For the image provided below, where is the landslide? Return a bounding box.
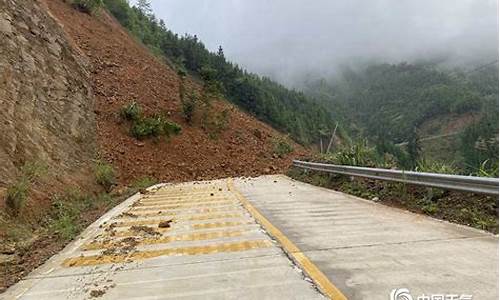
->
[42,0,307,185]
[1,0,308,292]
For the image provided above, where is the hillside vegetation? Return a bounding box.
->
[102,0,334,144]
[1,0,314,291]
[303,62,499,175]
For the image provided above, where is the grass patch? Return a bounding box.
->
[120,101,141,121]
[119,102,181,140]
[72,0,103,14]
[202,109,230,140]
[415,158,459,174]
[272,136,294,158]
[180,85,198,124]
[130,177,158,190]
[95,161,116,192]
[48,190,113,241]
[5,161,47,216]
[5,179,30,216]
[131,116,181,140]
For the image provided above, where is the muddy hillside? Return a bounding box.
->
[42,0,307,185]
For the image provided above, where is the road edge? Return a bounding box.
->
[227,178,347,300]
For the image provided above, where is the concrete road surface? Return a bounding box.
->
[3,175,498,300]
[235,176,499,300]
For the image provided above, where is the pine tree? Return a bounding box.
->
[217,45,224,58]
[136,0,153,18]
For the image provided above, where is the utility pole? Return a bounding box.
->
[326,122,339,153]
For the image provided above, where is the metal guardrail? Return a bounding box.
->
[293,160,499,195]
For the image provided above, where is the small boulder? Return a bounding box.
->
[158,220,173,228]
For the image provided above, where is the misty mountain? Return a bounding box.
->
[146,0,499,86]
[302,62,499,171]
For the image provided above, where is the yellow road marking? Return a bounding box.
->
[83,230,247,250]
[135,197,230,206]
[143,190,221,198]
[130,200,237,212]
[64,240,273,267]
[111,220,254,237]
[139,194,226,202]
[227,178,347,300]
[113,213,244,227]
[192,221,252,230]
[131,206,241,217]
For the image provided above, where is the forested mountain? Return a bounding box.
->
[102,0,333,144]
[92,0,499,175]
[303,62,499,174]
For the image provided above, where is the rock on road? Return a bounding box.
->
[3,175,498,300]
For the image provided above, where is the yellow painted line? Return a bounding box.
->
[63,240,273,267]
[131,206,242,217]
[135,197,230,206]
[227,178,347,300]
[83,230,247,250]
[130,200,237,212]
[111,220,254,237]
[192,221,252,230]
[144,190,220,197]
[139,194,226,202]
[112,213,244,227]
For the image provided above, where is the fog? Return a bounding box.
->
[144,0,498,86]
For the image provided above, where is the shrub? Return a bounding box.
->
[421,202,439,215]
[202,109,231,139]
[48,190,114,241]
[95,161,116,191]
[176,68,187,77]
[272,136,294,158]
[415,159,458,174]
[49,192,85,241]
[475,159,499,177]
[131,116,181,139]
[323,140,380,167]
[72,0,103,14]
[50,209,81,241]
[120,101,141,121]
[5,161,47,215]
[131,177,158,190]
[181,91,197,124]
[5,178,29,216]
[118,102,181,140]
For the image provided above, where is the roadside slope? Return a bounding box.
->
[1,0,99,291]
[42,0,307,185]
[0,0,96,199]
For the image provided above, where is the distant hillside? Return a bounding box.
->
[302,62,499,173]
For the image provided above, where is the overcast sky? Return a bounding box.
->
[142,0,499,85]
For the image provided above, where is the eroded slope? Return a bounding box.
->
[43,0,307,185]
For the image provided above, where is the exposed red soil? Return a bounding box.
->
[1,1,310,292]
[419,112,480,136]
[42,0,308,185]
